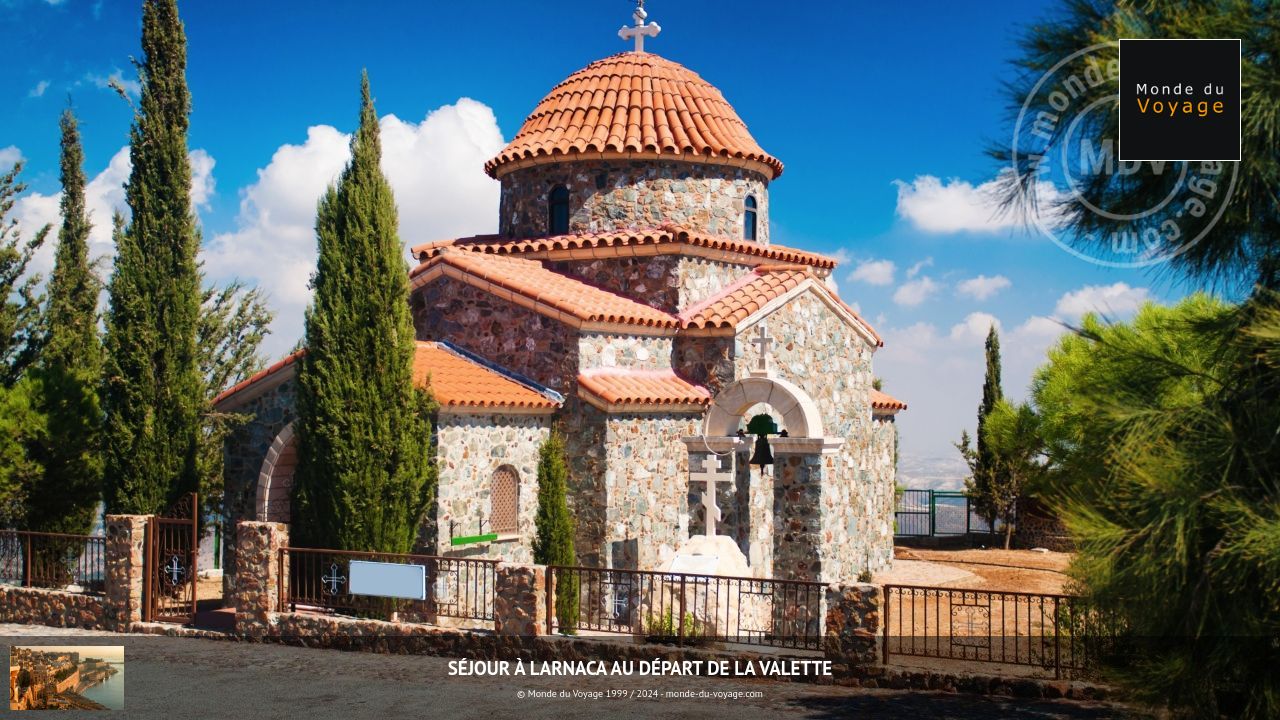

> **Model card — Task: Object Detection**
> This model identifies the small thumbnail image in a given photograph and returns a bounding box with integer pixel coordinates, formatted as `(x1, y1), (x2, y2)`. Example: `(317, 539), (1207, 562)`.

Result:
(9, 645), (124, 711)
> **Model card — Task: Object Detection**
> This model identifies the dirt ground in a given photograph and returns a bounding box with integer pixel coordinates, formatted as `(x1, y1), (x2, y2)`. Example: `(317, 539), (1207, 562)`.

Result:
(877, 546), (1074, 595)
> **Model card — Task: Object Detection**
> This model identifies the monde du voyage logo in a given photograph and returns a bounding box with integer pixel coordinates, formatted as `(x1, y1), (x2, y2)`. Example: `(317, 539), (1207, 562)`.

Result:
(1119, 38), (1241, 161)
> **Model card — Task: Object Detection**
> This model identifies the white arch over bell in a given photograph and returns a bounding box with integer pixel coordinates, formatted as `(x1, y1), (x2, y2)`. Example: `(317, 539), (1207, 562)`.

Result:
(704, 375), (824, 438)
(256, 421), (296, 522)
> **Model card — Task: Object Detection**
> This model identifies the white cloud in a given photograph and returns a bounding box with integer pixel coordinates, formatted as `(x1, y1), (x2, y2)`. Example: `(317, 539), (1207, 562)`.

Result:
(85, 70), (140, 98)
(893, 171), (1066, 234)
(188, 149), (216, 210)
(877, 309), (1069, 467)
(848, 258), (895, 286)
(0, 146), (22, 169)
(906, 257), (932, 279)
(202, 98), (504, 357)
(949, 312), (1000, 342)
(956, 274), (1011, 301)
(893, 276), (939, 307)
(28, 80), (50, 98)
(12, 145), (213, 282)
(1054, 282), (1150, 321)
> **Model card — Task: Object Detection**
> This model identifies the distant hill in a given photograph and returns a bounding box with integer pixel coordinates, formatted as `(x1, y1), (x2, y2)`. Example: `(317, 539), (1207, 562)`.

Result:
(897, 454), (968, 491)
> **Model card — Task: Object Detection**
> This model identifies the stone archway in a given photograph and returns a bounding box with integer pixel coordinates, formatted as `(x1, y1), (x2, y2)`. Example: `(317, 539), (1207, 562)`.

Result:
(683, 372), (842, 581)
(703, 375), (825, 438)
(255, 422), (296, 523)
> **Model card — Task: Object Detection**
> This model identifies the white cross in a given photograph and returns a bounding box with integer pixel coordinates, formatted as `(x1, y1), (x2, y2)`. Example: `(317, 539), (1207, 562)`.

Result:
(321, 563), (346, 595)
(618, 0), (661, 53)
(163, 555), (185, 586)
(751, 323), (774, 373)
(689, 454), (734, 537)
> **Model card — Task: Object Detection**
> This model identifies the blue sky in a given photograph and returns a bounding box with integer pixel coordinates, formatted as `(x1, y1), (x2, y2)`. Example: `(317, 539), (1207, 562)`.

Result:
(1, 0), (1213, 465)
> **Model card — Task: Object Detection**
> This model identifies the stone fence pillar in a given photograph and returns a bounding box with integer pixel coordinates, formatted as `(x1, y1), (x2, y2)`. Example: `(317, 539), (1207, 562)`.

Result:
(494, 563), (549, 636)
(824, 582), (881, 667)
(104, 515), (148, 631)
(231, 521), (289, 636)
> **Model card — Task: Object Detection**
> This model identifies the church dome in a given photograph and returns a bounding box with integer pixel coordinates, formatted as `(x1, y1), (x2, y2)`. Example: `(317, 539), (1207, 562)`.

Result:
(485, 52), (783, 180)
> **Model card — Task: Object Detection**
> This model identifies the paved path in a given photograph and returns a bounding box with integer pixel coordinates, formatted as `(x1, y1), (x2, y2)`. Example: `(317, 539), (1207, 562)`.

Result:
(0, 624), (1146, 719)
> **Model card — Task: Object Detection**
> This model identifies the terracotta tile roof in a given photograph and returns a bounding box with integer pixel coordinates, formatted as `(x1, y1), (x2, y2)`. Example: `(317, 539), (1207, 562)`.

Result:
(679, 265), (810, 330)
(870, 389), (907, 412)
(213, 349), (304, 407)
(485, 52), (782, 179)
(213, 342), (561, 413)
(413, 342), (559, 411)
(679, 264), (883, 346)
(577, 368), (711, 411)
(409, 250), (681, 332)
(411, 226), (837, 271)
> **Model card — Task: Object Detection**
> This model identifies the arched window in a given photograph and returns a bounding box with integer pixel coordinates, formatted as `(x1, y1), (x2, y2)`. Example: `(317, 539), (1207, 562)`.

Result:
(490, 466), (520, 535)
(743, 194), (758, 241)
(548, 185), (570, 235)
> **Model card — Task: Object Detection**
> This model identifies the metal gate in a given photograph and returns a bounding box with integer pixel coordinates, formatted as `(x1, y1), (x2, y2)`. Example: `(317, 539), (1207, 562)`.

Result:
(144, 492), (198, 624)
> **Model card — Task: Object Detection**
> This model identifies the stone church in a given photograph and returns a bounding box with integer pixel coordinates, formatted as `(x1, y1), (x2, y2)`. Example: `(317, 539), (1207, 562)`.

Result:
(215, 11), (905, 594)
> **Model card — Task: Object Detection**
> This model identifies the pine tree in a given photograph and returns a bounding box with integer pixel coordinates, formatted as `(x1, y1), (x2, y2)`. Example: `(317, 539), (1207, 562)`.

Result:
(290, 72), (436, 553)
(25, 108), (103, 535)
(965, 324), (1006, 532)
(532, 430), (578, 633)
(102, 0), (203, 515)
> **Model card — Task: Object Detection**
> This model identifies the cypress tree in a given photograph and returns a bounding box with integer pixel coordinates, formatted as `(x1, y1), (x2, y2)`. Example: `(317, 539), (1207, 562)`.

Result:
(26, 108), (103, 535)
(532, 431), (578, 633)
(0, 162), (49, 387)
(102, 0), (203, 515)
(291, 72), (436, 553)
(967, 325), (1005, 531)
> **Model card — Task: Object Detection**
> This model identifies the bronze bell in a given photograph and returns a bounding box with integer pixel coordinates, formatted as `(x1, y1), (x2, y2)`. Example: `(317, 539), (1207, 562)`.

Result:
(749, 434), (774, 468)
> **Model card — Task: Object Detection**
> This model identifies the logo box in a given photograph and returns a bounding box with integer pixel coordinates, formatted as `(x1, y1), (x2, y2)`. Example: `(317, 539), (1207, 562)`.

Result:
(1119, 38), (1241, 161)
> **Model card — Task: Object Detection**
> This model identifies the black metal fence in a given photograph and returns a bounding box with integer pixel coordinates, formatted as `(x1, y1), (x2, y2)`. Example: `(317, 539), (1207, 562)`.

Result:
(279, 547), (496, 623)
(547, 565), (827, 651)
(883, 584), (1116, 678)
(895, 489), (996, 537)
(0, 530), (106, 595)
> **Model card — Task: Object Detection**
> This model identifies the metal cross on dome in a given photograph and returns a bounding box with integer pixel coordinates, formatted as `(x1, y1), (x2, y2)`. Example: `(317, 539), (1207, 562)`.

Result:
(321, 563), (346, 595)
(163, 555), (186, 586)
(619, 0), (661, 53)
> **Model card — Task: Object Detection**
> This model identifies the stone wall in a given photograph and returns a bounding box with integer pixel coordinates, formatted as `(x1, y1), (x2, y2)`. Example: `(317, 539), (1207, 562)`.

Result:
(220, 378), (296, 598)
(104, 514), (147, 630)
(771, 454), (826, 582)
(732, 290), (892, 582)
(677, 257), (758, 309)
(560, 256), (682, 313)
(498, 159), (770, 244)
(432, 414), (550, 563)
(1014, 513), (1074, 552)
(232, 521), (289, 637)
(824, 582), (880, 666)
(0, 586), (106, 630)
(493, 563), (549, 636)
(412, 276), (580, 395)
(602, 413), (701, 571)
(577, 333), (672, 371)
(674, 335), (736, 396)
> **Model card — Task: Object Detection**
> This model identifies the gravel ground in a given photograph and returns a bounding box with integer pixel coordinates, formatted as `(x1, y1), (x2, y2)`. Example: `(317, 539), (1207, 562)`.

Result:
(0, 624), (1149, 720)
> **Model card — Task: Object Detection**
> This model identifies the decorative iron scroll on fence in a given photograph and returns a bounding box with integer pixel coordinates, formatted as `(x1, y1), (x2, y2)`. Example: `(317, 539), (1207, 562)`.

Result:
(279, 547), (496, 623)
(0, 530), (106, 595)
(895, 489), (997, 537)
(883, 584), (1117, 679)
(546, 565), (827, 650)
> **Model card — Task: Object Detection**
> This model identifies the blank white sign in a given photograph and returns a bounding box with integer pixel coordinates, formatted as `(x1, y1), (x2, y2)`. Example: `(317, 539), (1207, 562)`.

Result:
(349, 560), (426, 600)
